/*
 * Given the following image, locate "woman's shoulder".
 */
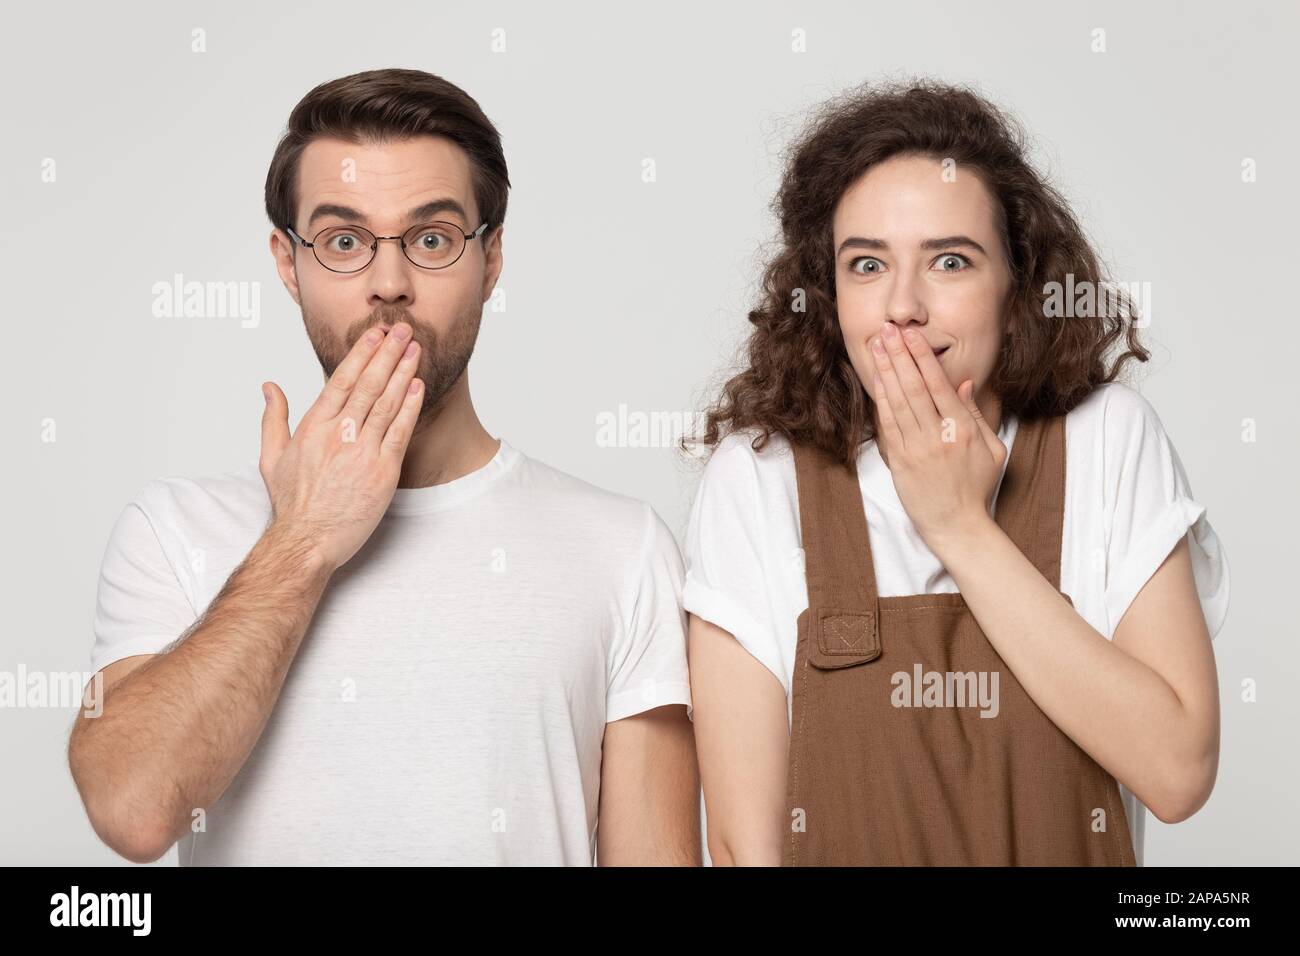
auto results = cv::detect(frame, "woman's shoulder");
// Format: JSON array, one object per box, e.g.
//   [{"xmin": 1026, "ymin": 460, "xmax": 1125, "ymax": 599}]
[
  {"xmin": 1062, "ymin": 381, "xmax": 1200, "ymax": 513},
  {"xmin": 702, "ymin": 426, "xmax": 797, "ymax": 478},
  {"xmin": 1064, "ymin": 380, "xmax": 1169, "ymax": 448},
  {"xmin": 688, "ymin": 426, "xmax": 802, "ymax": 522}
]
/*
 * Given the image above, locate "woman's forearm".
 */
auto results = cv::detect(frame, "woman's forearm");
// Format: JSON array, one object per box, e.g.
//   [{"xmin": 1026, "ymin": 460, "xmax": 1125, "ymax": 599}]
[{"xmin": 926, "ymin": 515, "xmax": 1215, "ymax": 822}]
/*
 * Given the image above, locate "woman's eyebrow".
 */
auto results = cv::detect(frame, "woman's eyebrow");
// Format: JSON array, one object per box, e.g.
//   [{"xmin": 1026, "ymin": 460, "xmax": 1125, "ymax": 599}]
[
  {"xmin": 836, "ymin": 235, "xmax": 988, "ymax": 256},
  {"xmin": 920, "ymin": 235, "xmax": 987, "ymax": 255}
]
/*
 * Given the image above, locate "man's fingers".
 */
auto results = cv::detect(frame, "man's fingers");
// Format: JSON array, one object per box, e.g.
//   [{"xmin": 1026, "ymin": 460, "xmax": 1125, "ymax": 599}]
[
  {"xmin": 381, "ymin": 376, "xmax": 424, "ymax": 461},
  {"xmin": 340, "ymin": 322, "xmax": 415, "ymax": 430},
  {"xmin": 361, "ymin": 338, "xmax": 421, "ymax": 446},
  {"xmin": 312, "ymin": 323, "xmax": 391, "ymax": 420},
  {"xmin": 260, "ymin": 381, "xmax": 290, "ymax": 475}
]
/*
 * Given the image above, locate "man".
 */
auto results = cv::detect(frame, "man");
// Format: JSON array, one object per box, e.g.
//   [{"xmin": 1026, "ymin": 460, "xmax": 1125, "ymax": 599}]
[{"xmin": 68, "ymin": 68, "xmax": 699, "ymax": 865}]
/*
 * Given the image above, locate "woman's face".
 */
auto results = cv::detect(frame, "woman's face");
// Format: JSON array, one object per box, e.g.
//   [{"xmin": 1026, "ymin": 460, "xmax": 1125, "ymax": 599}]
[{"xmin": 831, "ymin": 153, "xmax": 1013, "ymax": 424}]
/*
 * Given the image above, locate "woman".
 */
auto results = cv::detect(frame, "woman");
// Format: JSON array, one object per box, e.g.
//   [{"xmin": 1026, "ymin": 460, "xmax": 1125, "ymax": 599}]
[{"xmin": 683, "ymin": 80, "xmax": 1230, "ymax": 866}]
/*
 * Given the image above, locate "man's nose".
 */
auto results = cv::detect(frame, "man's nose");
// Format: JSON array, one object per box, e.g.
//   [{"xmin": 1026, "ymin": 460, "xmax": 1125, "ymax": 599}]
[{"xmin": 365, "ymin": 239, "xmax": 415, "ymax": 305}]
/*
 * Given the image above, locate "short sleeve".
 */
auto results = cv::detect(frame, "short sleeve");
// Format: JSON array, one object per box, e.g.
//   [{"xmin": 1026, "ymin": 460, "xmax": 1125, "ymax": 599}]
[
  {"xmin": 606, "ymin": 504, "xmax": 693, "ymax": 723},
  {"xmin": 90, "ymin": 496, "xmax": 197, "ymax": 674},
  {"xmin": 682, "ymin": 435, "xmax": 787, "ymax": 691},
  {"xmin": 1100, "ymin": 387, "xmax": 1230, "ymax": 641}
]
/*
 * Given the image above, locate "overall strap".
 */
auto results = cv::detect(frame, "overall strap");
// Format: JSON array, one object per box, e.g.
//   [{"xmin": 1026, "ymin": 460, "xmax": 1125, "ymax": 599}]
[
  {"xmin": 792, "ymin": 440, "xmax": 882, "ymax": 668},
  {"xmin": 789, "ymin": 413, "xmax": 1068, "ymax": 669},
  {"xmin": 989, "ymin": 414, "xmax": 1068, "ymax": 590}
]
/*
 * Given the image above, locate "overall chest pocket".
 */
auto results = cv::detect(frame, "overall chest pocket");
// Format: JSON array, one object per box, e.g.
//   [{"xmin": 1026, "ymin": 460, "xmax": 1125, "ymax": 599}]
[{"xmin": 801, "ymin": 605, "xmax": 881, "ymax": 669}]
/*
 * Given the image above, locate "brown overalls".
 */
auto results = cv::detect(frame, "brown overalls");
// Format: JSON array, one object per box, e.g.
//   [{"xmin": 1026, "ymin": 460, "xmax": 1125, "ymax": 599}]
[{"xmin": 784, "ymin": 413, "xmax": 1136, "ymax": 866}]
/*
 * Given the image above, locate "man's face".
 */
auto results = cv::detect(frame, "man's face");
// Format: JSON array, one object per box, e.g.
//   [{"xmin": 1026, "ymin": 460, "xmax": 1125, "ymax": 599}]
[{"xmin": 270, "ymin": 134, "xmax": 503, "ymax": 422}]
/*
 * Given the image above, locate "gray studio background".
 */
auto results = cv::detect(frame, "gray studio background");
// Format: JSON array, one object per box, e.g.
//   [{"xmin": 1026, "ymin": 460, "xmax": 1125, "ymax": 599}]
[{"xmin": 3, "ymin": 0, "xmax": 1295, "ymax": 865}]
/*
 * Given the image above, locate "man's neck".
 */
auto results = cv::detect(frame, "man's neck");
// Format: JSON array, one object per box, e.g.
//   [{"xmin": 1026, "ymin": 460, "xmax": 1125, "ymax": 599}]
[{"xmin": 397, "ymin": 373, "xmax": 499, "ymax": 489}]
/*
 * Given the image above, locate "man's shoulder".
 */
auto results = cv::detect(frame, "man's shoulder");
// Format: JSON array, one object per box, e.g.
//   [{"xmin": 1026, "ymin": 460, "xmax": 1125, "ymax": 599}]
[
  {"xmin": 513, "ymin": 449, "xmax": 650, "ymax": 520},
  {"xmin": 129, "ymin": 459, "xmax": 269, "ymax": 530},
  {"xmin": 507, "ymin": 448, "xmax": 666, "ymax": 555}
]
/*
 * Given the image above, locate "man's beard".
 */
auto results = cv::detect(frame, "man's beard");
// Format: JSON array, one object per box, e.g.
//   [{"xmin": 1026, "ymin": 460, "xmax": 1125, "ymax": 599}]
[{"xmin": 303, "ymin": 300, "xmax": 482, "ymax": 425}]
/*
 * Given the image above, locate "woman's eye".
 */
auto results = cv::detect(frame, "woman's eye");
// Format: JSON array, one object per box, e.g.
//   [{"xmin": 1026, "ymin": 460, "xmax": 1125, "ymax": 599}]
[
  {"xmin": 849, "ymin": 256, "xmax": 884, "ymax": 275},
  {"xmin": 934, "ymin": 253, "xmax": 971, "ymax": 272}
]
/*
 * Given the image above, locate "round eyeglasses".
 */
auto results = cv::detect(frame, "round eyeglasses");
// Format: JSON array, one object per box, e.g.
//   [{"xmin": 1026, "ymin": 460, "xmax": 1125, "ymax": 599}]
[{"xmin": 285, "ymin": 220, "xmax": 490, "ymax": 273}]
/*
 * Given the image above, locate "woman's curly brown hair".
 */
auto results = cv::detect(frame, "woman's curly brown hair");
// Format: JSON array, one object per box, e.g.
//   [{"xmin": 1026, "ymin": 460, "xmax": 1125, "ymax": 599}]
[{"xmin": 686, "ymin": 78, "xmax": 1149, "ymax": 467}]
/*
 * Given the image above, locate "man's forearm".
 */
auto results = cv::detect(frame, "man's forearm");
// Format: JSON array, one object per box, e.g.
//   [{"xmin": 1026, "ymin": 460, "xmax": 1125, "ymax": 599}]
[{"xmin": 70, "ymin": 522, "xmax": 333, "ymax": 860}]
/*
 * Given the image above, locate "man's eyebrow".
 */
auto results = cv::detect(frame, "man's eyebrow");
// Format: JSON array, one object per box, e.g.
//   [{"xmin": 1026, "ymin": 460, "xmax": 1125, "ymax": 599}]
[
  {"xmin": 836, "ymin": 235, "xmax": 988, "ymax": 257},
  {"xmin": 305, "ymin": 198, "xmax": 472, "ymax": 230}
]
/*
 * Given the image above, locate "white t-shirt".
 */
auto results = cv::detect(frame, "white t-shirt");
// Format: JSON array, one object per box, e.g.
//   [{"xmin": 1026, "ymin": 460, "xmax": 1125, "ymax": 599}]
[
  {"xmin": 683, "ymin": 382, "xmax": 1231, "ymax": 866},
  {"xmin": 90, "ymin": 437, "xmax": 692, "ymax": 865}
]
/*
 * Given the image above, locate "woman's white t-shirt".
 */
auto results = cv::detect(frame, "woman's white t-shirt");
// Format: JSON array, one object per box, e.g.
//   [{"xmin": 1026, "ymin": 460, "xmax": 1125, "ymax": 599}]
[{"xmin": 682, "ymin": 381, "xmax": 1231, "ymax": 866}]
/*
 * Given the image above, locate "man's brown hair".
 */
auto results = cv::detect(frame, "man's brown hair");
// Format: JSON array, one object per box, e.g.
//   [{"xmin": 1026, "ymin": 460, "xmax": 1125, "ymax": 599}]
[{"xmin": 264, "ymin": 67, "xmax": 510, "ymax": 237}]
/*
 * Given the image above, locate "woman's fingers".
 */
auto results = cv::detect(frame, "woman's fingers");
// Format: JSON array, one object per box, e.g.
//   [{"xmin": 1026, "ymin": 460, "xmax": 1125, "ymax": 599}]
[
  {"xmin": 960, "ymin": 380, "xmax": 1005, "ymax": 458},
  {"xmin": 361, "ymin": 339, "xmax": 421, "ymax": 447},
  {"xmin": 872, "ymin": 372, "xmax": 904, "ymax": 451},
  {"xmin": 900, "ymin": 327, "xmax": 966, "ymax": 426},
  {"xmin": 879, "ymin": 324, "xmax": 941, "ymax": 431},
  {"xmin": 871, "ymin": 331, "xmax": 919, "ymax": 440}
]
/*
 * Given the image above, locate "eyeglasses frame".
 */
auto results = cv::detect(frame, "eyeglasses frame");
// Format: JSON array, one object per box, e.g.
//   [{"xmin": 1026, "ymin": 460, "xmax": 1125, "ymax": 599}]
[{"xmin": 284, "ymin": 220, "xmax": 491, "ymax": 273}]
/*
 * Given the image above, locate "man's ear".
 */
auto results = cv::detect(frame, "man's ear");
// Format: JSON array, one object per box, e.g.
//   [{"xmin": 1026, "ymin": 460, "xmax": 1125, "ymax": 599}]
[
  {"xmin": 481, "ymin": 224, "xmax": 504, "ymax": 303},
  {"xmin": 269, "ymin": 228, "xmax": 303, "ymax": 306}
]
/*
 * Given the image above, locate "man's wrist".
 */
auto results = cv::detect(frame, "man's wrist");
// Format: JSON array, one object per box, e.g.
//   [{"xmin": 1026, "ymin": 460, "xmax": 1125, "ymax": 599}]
[{"xmin": 259, "ymin": 520, "xmax": 335, "ymax": 586}]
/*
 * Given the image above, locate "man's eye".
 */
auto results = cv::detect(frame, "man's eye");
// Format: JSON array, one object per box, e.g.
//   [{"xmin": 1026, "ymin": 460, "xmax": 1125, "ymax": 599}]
[
  {"xmin": 934, "ymin": 253, "xmax": 971, "ymax": 272},
  {"xmin": 849, "ymin": 256, "xmax": 884, "ymax": 275},
  {"xmin": 328, "ymin": 232, "xmax": 366, "ymax": 252}
]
